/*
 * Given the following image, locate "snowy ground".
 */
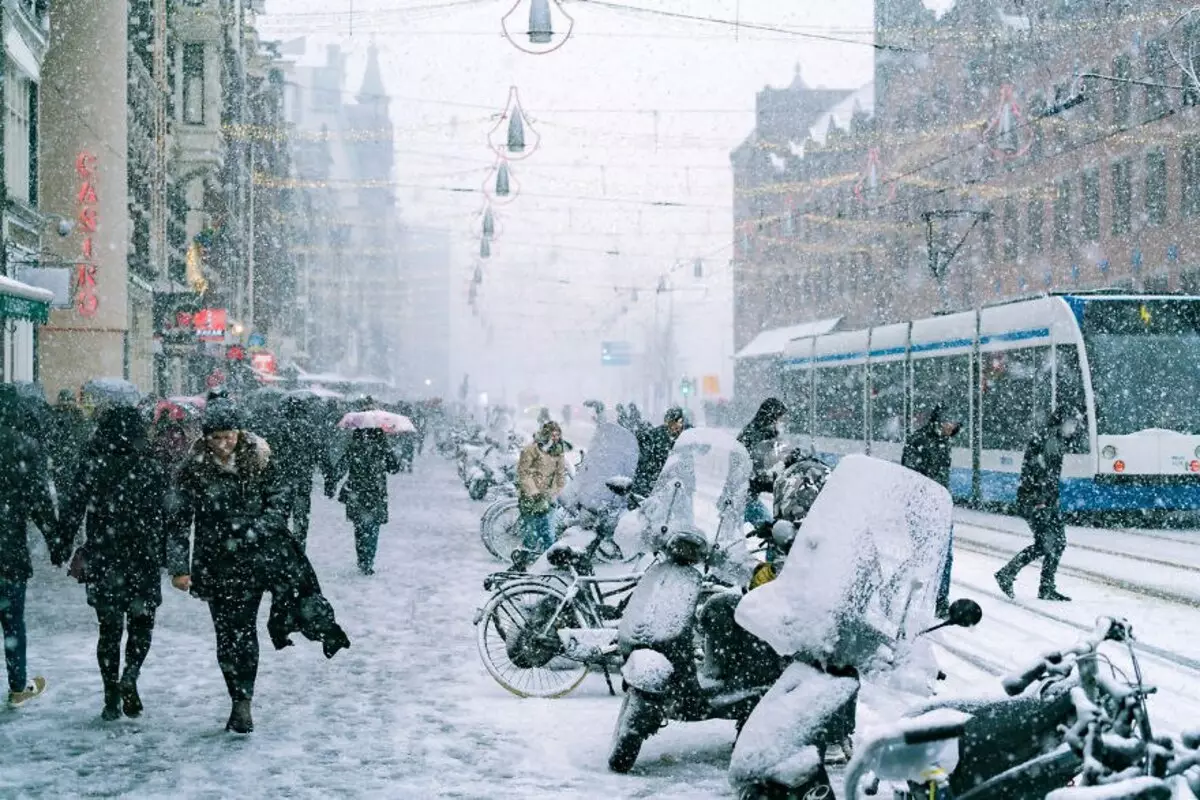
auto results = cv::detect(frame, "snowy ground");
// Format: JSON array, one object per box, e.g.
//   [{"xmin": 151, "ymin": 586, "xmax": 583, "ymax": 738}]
[{"xmin": 4, "ymin": 446, "xmax": 1200, "ymax": 798}]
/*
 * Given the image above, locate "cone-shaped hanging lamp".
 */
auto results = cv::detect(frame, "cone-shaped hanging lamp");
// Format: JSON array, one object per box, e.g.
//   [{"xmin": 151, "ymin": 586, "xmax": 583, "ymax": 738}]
[
  {"xmin": 480, "ymin": 236, "xmax": 492, "ymax": 258},
  {"xmin": 489, "ymin": 87, "xmax": 540, "ymax": 159},
  {"xmin": 529, "ymin": 0, "xmax": 553, "ymax": 44},
  {"xmin": 474, "ymin": 263, "xmax": 484, "ymax": 284},
  {"xmin": 482, "ymin": 207, "xmax": 496, "ymax": 238},
  {"xmin": 495, "ymin": 163, "xmax": 510, "ymax": 196},
  {"xmin": 508, "ymin": 110, "xmax": 526, "ymax": 153}
]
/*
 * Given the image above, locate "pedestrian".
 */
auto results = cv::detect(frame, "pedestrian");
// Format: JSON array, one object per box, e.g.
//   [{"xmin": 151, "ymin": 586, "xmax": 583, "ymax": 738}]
[
  {"xmin": 166, "ymin": 399, "xmax": 292, "ymax": 733},
  {"xmin": 994, "ymin": 409, "xmax": 1081, "ymax": 602},
  {"xmin": 630, "ymin": 407, "xmax": 687, "ymax": 499},
  {"xmin": 901, "ymin": 405, "xmax": 962, "ymax": 618},
  {"xmin": 738, "ymin": 397, "xmax": 789, "ymax": 525},
  {"xmin": 265, "ymin": 395, "xmax": 324, "ymax": 548},
  {"xmin": 324, "ymin": 428, "xmax": 401, "ymax": 575},
  {"xmin": 0, "ymin": 385, "xmax": 66, "ymax": 706},
  {"xmin": 47, "ymin": 388, "xmax": 90, "ymax": 497},
  {"xmin": 516, "ymin": 421, "xmax": 568, "ymax": 552},
  {"xmin": 59, "ymin": 406, "xmax": 167, "ymax": 720}
]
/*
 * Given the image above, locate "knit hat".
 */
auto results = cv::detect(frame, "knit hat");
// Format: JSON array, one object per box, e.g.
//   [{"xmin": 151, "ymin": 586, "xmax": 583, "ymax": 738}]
[{"xmin": 202, "ymin": 399, "xmax": 244, "ymax": 435}]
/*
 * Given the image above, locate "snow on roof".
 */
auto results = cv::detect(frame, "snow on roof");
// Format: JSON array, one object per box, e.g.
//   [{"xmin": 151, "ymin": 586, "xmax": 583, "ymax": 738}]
[
  {"xmin": 808, "ymin": 82, "xmax": 874, "ymax": 146},
  {"xmin": 0, "ymin": 274, "xmax": 54, "ymax": 303},
  {"xmin": 735, "ymin": 317, "xmax": 842, "ymax": 359}
]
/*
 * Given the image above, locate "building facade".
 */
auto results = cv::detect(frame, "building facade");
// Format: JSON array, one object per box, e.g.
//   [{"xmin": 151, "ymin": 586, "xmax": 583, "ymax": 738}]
[{"xmin": 731, "ymin": 0, "xmax": 1200, "ymax": 356}]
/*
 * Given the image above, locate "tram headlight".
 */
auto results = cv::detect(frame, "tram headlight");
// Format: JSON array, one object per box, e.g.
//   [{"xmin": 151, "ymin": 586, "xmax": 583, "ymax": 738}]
[{"xmin": 1101, "ymin": 445, "xmax": 1118, "ymax": 460}]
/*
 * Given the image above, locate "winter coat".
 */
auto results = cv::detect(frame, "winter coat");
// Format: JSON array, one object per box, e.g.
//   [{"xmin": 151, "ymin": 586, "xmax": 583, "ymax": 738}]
[
  {"xmin": 517, "ymin": 442, "xmax": 566, "ymax": 515},
  {"xmin": 166, "ymin": 432, "xmax": 292, "ymax": 599},
  {"xmin": 59, "ymin": 438, "xmax": 168, "ymax": 610},
  {"xmin": 264, "ymin": 531, "xmax": 350, "ymax": 657},
  {"xmin": 901, "ymin": 420, "xmax": 953, "ymax": 490},
  {"xmin": 1016, "ymin": 428, "xmax": 1065, "ymax": 515},
  {"xmin": 326, "ymin": 431, "xmax": 401, "ymax": 525},
  {"xmin": 631, "ymin": 424, "xmax": 676, "ymax": 497},
  {"xmin": 47, "ymin": 404, "xmax": 90, "ymax": 488},
  {"xmin": 0, "ymin": 427, "xmax": 62, "ymax": 582},
  {"xmin": 266, "ymin": 400, "xmax": 324, "ymax": 487}
]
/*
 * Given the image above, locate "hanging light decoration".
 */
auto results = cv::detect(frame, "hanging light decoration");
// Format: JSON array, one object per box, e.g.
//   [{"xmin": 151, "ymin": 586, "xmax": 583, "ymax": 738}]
[
  {"xmin": 501, "ymin": 0, "xmax": 575, "ymax": 55},
  {"xmin": 480, "ymin": 236, "xmax": 492, "ymax": 259},
  {"xmin": 469, "ymin": 205, "xmax": 502, "ymax": 240},
  {"xmin": 484, "ymin": 158, "xmax": 519, "ymax": 205},
  {"xmin": 488, "ymin": 87, "xmax": 541, "ymax": 160},
  {"xmin": 482, "ymin": 207, "xmax": 496, "ymax": 238},
  {"xmin": 474, "ymin": 263, "xmax": 484, "ymax": 284}
]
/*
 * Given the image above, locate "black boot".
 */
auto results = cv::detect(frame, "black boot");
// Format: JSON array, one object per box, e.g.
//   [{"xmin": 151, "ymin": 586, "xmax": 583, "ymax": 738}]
[
  {"xmin": 120, "ymin": 674, "xmax": 143, "ymax": 718},
  {"xmin": 226, "ymin": 699, "xmax": 254, "ymax": 734},
  {"xmin": 1038, "ymin": 588, "xmax": 1071, "ymax": 601},
  {"xmin": 101, "ymin": 683, "xmax": 123, "ymax": 721},
  {"xmin": 994, "ymin": 569, "xmax": 1016, "ymax": 599}
]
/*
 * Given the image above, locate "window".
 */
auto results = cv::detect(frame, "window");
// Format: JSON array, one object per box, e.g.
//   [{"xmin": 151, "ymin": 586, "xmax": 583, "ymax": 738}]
[
  {"xmin": 1027, "ymin": 196, "xmax": 1044, "ymax": 253},
  {"xmin": 1144, "ymin": 273, "xmax": 1170, "ymax": 293},
  {"xmin": 1054, "ymin": 346, "xmax": 1089, "ymax": 453},
  {"xmin": 911, "ymin": 356, "xmax": 970, "ymax": 436},
  {"xmin": 869, "ymin": 360, "xmax": 907, "ymax": 443},
  {"xmin": 1145, "ymin": 39, "xmax": 1169, "ymax": 118},
  {"xmin": 1081, "ymin": 169, "xmax": 1101, "ymax": 242},
  {"xmin": 1003, "ymin": 198, "xmax": 1019, "ymax": 261},
  {"xmin": 1053, "ymin": 179, "xmax": 1071, "ymax": 249},
  {"xmin": 1146, "ymin": 149, "xmax": 1168, "ymax": 225},
  {"xmin": 782, "ymin": 367, "xmax": 811, "ymax": 436},
  {"xmin": 1113, "ymin": 54, "xmax": 1132, "ymax": 126},
  {"xmin": 981, "ymin": 347, "xmax": 1052, "ymax": 451},
  {"xmin": 813, "ymin": 364, "xmax": 865, "ymax": 440},
  {"xmin": 1112, "ymin": 159, "xmax": 1132, "ymax": 235},
  {"xmin": 4, "ymin": 64, "xmax": 33, "ymax": 205},
  {"xmin": 1184, "ymin": 140, "xmax": 1200, "ymax": 217},
  {"xmin": 1185, "ymin": 19, "xmax": 1200, "ymax": 106},
  {"xmin": 182, "ymin": 43, "xmax": 205, "ymax": 125},
  {"xmin": 27, "ymin": 80, "xmax": 37, "ymax": 207}
]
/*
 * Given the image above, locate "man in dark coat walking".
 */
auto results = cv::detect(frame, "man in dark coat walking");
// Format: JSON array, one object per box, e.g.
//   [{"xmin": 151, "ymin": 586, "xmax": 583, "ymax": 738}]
[
  {"xmin": 995, "ymin": 410, "xmax": 1079, "ymax": 602},
  {"xmin": 0, "ymin": 385, "xmax": 66, "ymax": 706},
  {"xmin": 264, "ymin": 396, "xmax": 323, "ymax": 549},
  {"xmin": 901, "ymin": 406, "xmax": 962, "ymax": 617},
  {"xmin": 631, "ymin": 407, "xmax": 687, "ymax": 499}
]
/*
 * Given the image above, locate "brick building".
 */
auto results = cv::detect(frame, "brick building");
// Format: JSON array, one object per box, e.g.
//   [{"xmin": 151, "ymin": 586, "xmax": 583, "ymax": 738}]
[{"xmin": 732, "ymin": 0, "xmax": 1200, "ymax": 358}]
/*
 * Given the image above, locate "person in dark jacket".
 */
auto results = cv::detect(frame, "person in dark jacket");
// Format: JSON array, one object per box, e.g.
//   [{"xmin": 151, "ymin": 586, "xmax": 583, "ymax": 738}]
[
  {"xmin": 739, "ymin": 398, "xmax": 789, "ymax": 524},
  {"xmin": 264, "ymin": 396, "xmax": 324, "ymax": 548},
  {"xmin": 47, "ymin": 389, "xmax": 90, "ymax": 496},
  {"xmin": 630, "ymin": 407, "xmax": 687, "ymax": 499},
  {"xmin": 0, "ymin": 385, "xmax": 65, "ymax": 706},
  {"xmin": 901, "ymin": 405, "xmax": 962, "ymax": 617},
  {"xmin": 166, "ymin": 400, "xmax": 295, "ymax": 733},
  {"xmin": 994, "ymin": 410, "xmax": 1080, "ymax": 602},
  {"xmin": 59, "ymin": 406, "xmax": 167, "ymax": 720},
  {"xmin": 324, "ymin": 428, "xmax": 401, "ymax": 575}
]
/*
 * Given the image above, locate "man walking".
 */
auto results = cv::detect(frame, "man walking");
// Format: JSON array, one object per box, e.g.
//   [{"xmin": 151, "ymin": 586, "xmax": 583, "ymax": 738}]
[
  {"xmin": 995, "ymin": 410, "xmax": 1080, "ymax": 602},
  {"xmin": 516, "ymin": 421, "xmax": 568, "ymax": 552},
  {"xmin": 901, "ymin": 405, "xmax": 962, "ymax": 618}
]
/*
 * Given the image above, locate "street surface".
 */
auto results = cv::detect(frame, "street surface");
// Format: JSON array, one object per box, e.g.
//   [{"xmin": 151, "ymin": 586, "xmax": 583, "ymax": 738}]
[{"xmin": 4, "ymin": 449, "xmax": 1200, "ymax": 798}]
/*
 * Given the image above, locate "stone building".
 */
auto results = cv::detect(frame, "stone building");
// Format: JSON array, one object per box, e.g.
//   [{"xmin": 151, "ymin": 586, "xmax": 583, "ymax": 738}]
[{"xmin": 731, "ymin": 0, "xmax": 1200, "ymax": 358}]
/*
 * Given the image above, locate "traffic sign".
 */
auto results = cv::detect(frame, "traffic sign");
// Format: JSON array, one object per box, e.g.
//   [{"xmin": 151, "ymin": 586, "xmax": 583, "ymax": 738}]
[{"xmin": 601, "ymin": 341, "xmax": 632, "ymax": 366}]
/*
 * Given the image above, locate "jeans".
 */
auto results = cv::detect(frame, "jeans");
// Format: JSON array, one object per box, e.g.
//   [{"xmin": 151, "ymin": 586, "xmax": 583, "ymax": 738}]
[
  {"xmin": 208, "ymin": 592, "xmax": 265, "ymax": 702},
  {"xmin": 520, "ymin": 511, "xmax": 554, "ymax": 552},
  {"xmin": 937, "ymin": 527, "xmax": 954, "ymax": 612},
  {"xmin": 96, "ymin": 605, "xmax": 155, "ymax": 689},
  {"xmin": 0, "ymin": 579, "xmax": 27, "ymax": 692},
  {"xmin": 354, "ymin": 519, "xmax": 382, "ymax": 572}
]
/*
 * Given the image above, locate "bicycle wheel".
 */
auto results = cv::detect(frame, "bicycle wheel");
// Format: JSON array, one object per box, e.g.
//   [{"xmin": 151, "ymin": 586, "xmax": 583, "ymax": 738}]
[
  {"xmin": 476, "ymin": 582, "xmax": 589, "ymax": 698},
  {"xmin": 481, "ymin": 500, "xmax": 523, "ymax": 561}
]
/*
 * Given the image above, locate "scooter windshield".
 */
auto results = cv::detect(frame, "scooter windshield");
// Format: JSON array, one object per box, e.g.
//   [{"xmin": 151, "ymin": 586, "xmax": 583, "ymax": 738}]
[
  {"xmin": 556, "ymin": 422, "xmax": 639, "ymax": 514},
  {"xmin": 735, "ymin": 454, "xmax": 952, "ymax": 670}
]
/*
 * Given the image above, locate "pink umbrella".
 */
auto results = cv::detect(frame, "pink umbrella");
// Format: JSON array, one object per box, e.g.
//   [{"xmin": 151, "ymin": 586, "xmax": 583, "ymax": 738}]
[{"xmin": 337, "ymin": 409, "xmax": 415, "ymax": 434}]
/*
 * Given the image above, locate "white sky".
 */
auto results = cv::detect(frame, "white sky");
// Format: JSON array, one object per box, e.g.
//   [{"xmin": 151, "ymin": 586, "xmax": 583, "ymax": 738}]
[{"xmin": 259, "ymin": 0, "xmax": 952, "ymax": 406}]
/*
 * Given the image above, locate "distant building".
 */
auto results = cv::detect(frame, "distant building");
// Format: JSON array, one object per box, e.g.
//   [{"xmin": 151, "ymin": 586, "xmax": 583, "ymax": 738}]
[
  {"xmin": 397, "ymin": 226, "xmax": 451, "ymax": 397},
  {"xmin": 731, "ymin": 0, "xmax": 1200, "ymax": 372}
]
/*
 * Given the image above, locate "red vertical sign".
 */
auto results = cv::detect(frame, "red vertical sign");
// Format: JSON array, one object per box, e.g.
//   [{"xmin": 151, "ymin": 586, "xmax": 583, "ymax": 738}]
[{"xmin": 74, "ymin": 152, "xmax": 100, "ymax": 317}]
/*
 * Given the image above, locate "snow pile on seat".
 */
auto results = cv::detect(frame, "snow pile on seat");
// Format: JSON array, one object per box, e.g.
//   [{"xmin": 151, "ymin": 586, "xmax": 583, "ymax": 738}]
[{"xmin": 735, "ymin": 454, "xmax": 952, "ymax": 665}]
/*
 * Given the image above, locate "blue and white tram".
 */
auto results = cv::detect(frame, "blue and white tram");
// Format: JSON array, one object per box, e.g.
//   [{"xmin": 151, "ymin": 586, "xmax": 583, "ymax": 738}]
[{"xmin": 780, "ymin": 293, "xmax": 1200, "ymax": 513}]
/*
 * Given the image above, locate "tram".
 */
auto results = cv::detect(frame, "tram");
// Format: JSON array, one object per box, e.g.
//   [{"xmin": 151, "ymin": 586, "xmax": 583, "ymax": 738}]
[{"xmin": 779, "ymin": 293, "xmax": 1200, "ymax": 512}]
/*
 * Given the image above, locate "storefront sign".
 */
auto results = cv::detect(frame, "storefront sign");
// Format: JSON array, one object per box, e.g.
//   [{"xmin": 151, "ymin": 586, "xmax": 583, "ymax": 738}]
[
  {"xmin": 74, "ymin": 151, "xmax": 100, "ymax": 317},
  {"xmin": 250, "ymin": 351, "xmax": 277, "ymax": 374},
  {"xmin": 193, "ymin": 308, "xmax": 227, "ymax": 342}
]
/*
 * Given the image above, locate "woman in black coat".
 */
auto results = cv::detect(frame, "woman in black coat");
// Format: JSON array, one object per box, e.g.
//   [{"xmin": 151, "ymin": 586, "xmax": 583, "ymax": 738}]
[
  {"xmin": 325, "ymin": 428, "xmax": 400, "ymax": 575},
  {"xmin": 59, "ymin": 406, "xmax": 167, "ymax": 720}
]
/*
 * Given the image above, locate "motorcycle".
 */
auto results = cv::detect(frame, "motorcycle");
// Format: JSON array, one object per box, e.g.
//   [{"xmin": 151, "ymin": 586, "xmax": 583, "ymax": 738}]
[
  {"xmin": 728, "ymin": 454, "xmax": 974, "ymax": 800},
  {"xmin": 608, "ymin": 428, "xmax": 769, "ymax": 773}
]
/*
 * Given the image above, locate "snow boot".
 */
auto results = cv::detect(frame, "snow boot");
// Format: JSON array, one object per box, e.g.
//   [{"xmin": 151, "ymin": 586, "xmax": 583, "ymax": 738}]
[
  {"xmin": 1038, "ymin": 588, "xmax": 1071, "ymax": 602},
  {"xmin": 226, "ymin": 699, "xmax": 253, "ymax": 734},
  {"xmin": 120, "ymin": 675, "xmax": 143, "ymax": 718},
  {"xmin": 8, "ymin": 676, "xmax": 46, "ymax": 706},
  {"xmin": 994, "ymin": 569, "xmax": 1016, "ymax": 599},
  {"xmin": 101, "ymin": 683, "xmax": 123, "ymax": 721}
]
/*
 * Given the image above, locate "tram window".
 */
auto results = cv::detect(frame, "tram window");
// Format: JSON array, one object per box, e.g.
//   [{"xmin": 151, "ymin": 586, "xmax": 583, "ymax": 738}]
[
  {"xmin": 870, "ymin": 361, "xmax": 907, "ymax": 442},
  {"xmin": 1055, "ymin": 345, "xmax": 1089, "ymax": 453},
  {"xmin": 981, "ymin": 347, "xmax": 1052, "ymax": 451},
  {"xmin": 813, "ymin": 365, "xmax": 865, "ymax": 440},
  {"xmin": 782, "ymin": 368, "xmax": 812, "ymax": 435},
  {"xmin": 911, "ymin": 355, "xmax": 970, "ymax": 433}
]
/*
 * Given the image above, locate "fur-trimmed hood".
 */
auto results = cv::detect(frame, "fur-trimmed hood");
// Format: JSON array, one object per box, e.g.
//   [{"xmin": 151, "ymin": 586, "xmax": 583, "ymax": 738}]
[{"xmin": 185, "ymin": 430, "xmax": 272, "ymax": 477}]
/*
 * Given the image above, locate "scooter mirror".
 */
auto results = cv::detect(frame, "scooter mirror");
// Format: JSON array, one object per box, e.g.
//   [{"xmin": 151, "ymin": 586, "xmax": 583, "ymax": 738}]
[{"xmin": 947, "ymin": 599, "xmax": 983, "ymax": 629}]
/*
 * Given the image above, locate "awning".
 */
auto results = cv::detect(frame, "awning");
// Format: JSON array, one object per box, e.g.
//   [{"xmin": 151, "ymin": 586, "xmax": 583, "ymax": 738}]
[
  {"xmin": 735, "ymin": 317, "xmax": 842, "ymax": 360},
  {"xmin": 0, "ymin": 275, "xmax": 54, "ymax": 323}
]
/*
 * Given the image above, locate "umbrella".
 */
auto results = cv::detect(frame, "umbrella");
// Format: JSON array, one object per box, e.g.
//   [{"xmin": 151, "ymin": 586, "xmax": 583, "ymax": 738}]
[
  {"xmin": 155, "ymin": 398, "xmax": 204, "ymax": 424},
  {"xmin": 82, "ymin": 378, "xmax": 141, "ymax": 408},
  {"xmin": 337, "ymin": 409, "xmax": 415, "ymax": 434}
]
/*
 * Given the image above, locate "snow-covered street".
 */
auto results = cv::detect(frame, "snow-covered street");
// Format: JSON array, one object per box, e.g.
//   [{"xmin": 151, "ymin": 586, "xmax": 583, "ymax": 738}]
[{"xmin": 6, "ymin": 451, "xmax": 1200, "ymax": 798}]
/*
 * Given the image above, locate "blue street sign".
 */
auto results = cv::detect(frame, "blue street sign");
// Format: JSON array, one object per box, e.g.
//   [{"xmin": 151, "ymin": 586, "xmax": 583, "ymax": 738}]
[
  {"xmin": 247, "ymin": 332, "xmax": 267, "ymax": 348},
  {"xmin": 601, "ymin": 341, "xmax": 632, "ymax": 366}
]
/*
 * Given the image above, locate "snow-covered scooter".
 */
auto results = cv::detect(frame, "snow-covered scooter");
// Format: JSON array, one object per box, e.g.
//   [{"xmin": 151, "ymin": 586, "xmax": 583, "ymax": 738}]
[{"xmin": 727, "ymin": 454, "xmax": 979, "ymax": 800}]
